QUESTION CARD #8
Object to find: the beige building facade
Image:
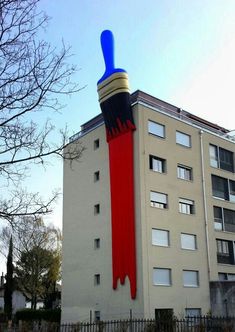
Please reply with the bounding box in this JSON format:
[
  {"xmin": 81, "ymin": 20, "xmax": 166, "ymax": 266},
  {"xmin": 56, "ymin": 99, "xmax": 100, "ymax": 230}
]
[{"xmin": 62, "ymin": 90, "xmax": 235, "ymax": 322}]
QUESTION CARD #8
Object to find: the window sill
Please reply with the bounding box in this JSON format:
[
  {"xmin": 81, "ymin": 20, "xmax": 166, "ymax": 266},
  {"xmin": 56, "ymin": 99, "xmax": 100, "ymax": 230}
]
[
  {"xmin": 148, "ymin": 133, "xmax": 165, "ymax": 140},
  {"xmin": 176, "ymin": 143, "xmax": 191, "ymax": 148},
  {"xmin": 179, "ymin": 212, "xmax": 194, "ymax": 216},
  {"xmin": 177, "ymin": 177, "xmax": 193, "ymax": 182}
]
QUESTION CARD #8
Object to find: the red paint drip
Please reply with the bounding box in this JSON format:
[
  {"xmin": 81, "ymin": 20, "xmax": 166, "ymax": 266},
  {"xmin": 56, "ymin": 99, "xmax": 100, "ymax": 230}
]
[
  {"xmin": 108, "ymin": 127, "xmax": 136, "ymax": 299},
  {"xmin": 106, "ymin": 118, "xmax": 136, "ymax": 142}
]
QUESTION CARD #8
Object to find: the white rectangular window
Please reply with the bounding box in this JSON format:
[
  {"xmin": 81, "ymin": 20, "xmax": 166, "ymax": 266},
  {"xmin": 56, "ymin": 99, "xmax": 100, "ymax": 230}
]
[
  {"xmin": 183, "ymin": 270, "xmax": 199, "ymax": 287},
  {"xmin": 177, "ymin": 164, "xmax": 192, "ymax": 180},
  {"xmin": 153, "ymin": 268, "xmax": 171, "ymax": 286},
  {"xmin": 209, "ymin": 145, "xmax": 219, "ymax": 168},
  {"xmin": 181, "ymin": 233, "xmax": 197, "ymax": 250},
  {"xmin": 150, "ymin": 191, "xmax": 168, "ymax": 209},
  {"xmin": 185, "ymin": 308, "xmax": 201, "ymax": 317},
  {"xmin": 148, "ymin": 120, "xmax": 165, "ymax": 138},
  {"xmin": 176, "ymin": 131, "xmax": 191, "ymax": 147},
  {"xmin": 149, "ymin": 155, "xmax": 166, "ymax": 173},
  {"xmin": 152, "ymin": 229, "xmax": 169, "ymax": 247},
  {"xmin": 179, "ymin": 198, "xmax": 194, "ymax": 214}
]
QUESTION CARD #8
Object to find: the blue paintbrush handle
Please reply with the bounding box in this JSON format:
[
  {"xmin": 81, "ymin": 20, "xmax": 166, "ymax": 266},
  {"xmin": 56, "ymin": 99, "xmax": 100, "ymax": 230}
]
[{"xmin": 98, "ymin": 30, "xmax": 126, "ymax": 84}]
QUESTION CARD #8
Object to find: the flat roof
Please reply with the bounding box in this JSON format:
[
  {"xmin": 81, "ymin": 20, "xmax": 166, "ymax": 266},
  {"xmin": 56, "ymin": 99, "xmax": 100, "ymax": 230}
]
[{"xmin": 69, "ymin": 90, "xmax": 232, "ymax": 143}]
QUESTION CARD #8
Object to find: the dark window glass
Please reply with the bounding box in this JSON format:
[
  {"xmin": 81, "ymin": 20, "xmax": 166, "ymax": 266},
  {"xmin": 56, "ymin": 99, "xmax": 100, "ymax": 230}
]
[
  {"xmin": 211, "ymin": 175, "xmax": 229, "ymax": 200},
  {"xmin": 217, "ymin": 239, "xmax": 234, "ymax": 265},
  {"xmin": 219, "ymin": 147, "xmax": 234, "ymax": 172},
  {"xmin": 224, "ymin": 209, "xmax": 235, "ymax": 232}
]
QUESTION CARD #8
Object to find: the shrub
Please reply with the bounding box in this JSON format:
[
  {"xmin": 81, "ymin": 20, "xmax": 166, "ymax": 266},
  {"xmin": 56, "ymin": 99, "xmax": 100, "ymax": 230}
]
[{"xmin": 15, "ymin": 308, "xmax": 61, "ymax": 322}]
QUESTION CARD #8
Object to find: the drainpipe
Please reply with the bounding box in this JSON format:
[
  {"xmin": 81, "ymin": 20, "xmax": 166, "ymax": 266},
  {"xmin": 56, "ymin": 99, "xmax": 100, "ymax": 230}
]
[{"xmin": 199, "ymin": 130, "xmax": 211, "ymax": 280}]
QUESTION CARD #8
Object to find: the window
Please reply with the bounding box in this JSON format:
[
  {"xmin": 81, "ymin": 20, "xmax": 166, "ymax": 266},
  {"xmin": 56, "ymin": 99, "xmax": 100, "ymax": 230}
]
[
  {"xmin": 185, "ymin": 308, "xmax": 201, "ymax": 317},
  {"xmin": 181, "ymin": 233, "xmax": 197, "ymax": 250},
  {"xmin": 150, "ymin": 191, "xmax": 168, "ymax": 209},
  {"xmin": 209, "ymin": 144, "xmax": 234, "ymax": 172},
  {"xmin": 212, "ymin": 175, "xmax": 235, "ymax": 201},
  {"xmin": 152, "ymin": 229, "xmax": 169, "ymax": 247},
  {"xmin": 177, "ymin": 164, "xmax": 192, "ymax": 180},
  {"xmin": 211, "ymin": 175, "xmax": 229, "ymax": 200},
  {"xmin": 94, "ymin": 311, "xmax": 100, "ymax": 321},
  {"xmin": 149, "ymin": 155, "xmax": 166, "ymax": 173},
  {"xmin": 230, "ymin": 180, "xmax": 235, "ymax": 202},
  {"xmin": 94, "ymin": 171, "xmax": 100, "ymax": 182},
  {"xmin": 210, "ymin": 145, "xmax": 219, "ymax": 168},
  {"xmin": 219, "ymin": 272, "xmax": 235, "ymax": 281},
  {"xmin": 213, "ymin": 206, "xmax": 235, "ymax": 232},
  {"xmin": 176, "ymin": 131, "xmax": 191, "ymax": 147},
  {"xmin": 183, "ymin": 270, "xmax": 199, "ymax": 287},
  {"xmin": 148, "ymin": 120, "xmax": 165, "ymax": 138},
  {"xmin": 179, "ymin": 198, "xmax": 194, "ymax": 214},
  {"xmin": 94, "ymin": 204, "xmax": 100, "ymax": 214},
  {"xmin": 155, "ymin": 309, "xmax": 174, "ymax": 321},
  {"xmin": 94, "ymin": 238, "xmax": 100, "ymax": 249},
  {"xmin": 153, "ymin": 268, "xmax": 171, "ymax": 286},
  {"xmin": 94, "ymin": 274, "xmax": 100, "ymax": 285},
  {"xmin": 94, "ymin": 139, "xmax": 100, "ymax": 150},
  {"xmin": 216, "ymin": 239, "xmax": 234, "ymax": 265}
]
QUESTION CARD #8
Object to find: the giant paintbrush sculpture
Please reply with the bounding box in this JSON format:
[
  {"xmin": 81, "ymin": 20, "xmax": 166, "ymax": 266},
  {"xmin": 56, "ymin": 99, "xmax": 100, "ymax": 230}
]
[{"xmin": 97, "ymin": 30, "xmax": 137, "ymax": 299}]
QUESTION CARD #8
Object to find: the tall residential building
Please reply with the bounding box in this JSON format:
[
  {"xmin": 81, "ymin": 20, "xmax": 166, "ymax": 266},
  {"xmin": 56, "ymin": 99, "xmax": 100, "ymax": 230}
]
[{"xmin": 62, "ymin": 90, "xmax": 235, "ymax": 323}]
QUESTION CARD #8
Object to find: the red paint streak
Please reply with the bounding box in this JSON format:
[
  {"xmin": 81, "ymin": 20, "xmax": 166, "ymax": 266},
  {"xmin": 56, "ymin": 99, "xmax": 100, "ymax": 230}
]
[
  {"xmin": 106, "ymin": 118, "xmax": 136, "ymax": 142},
  {"xmin": 108, "ymin": 127, "xmax": 136, "ymax": 299}
]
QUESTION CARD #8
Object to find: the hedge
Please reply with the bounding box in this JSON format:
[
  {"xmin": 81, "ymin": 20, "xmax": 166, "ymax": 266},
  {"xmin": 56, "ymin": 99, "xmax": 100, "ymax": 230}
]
[{"xmin": 15, "ymin": 308, "xmax": 61, "ymax": 322}]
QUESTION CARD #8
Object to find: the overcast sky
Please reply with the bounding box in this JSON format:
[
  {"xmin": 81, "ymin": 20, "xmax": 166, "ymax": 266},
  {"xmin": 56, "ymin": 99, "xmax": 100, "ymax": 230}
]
[{"xmin": 1, "ymin": 0, "xmax": 235, "ymax": 271}]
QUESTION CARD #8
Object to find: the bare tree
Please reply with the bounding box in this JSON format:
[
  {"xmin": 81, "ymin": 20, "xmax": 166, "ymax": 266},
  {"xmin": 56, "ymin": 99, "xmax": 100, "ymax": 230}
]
[
  {"xmin": 0, "ymin": 0, "xmax": 84, "ymax": 226},
  {"xmin": 0, "ymin": 217, "xmax": 61, "ymax": 260}
]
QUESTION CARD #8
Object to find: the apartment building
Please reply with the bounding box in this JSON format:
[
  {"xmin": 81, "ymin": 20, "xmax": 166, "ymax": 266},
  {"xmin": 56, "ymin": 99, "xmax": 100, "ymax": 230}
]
[{"xmin": 62, "ymin": 90, "xmax": 235, "ymax": 322}]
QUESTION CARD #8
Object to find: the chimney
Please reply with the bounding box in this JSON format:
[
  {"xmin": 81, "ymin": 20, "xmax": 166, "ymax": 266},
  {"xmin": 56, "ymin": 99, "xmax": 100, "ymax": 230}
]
[{"xmin": 0, "ymin": 272, "xmax": 4, "ymax": 286}]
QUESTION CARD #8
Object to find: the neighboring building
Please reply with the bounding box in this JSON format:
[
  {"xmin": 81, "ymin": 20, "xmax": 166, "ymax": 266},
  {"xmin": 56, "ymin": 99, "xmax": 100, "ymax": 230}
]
[
  {"xmin": 62, "ymin": 90, "xmax": 235, "ymax": 322},
  {"xmin": 0, "ymin": 273, "xmax": 26, "ymax": 313}
]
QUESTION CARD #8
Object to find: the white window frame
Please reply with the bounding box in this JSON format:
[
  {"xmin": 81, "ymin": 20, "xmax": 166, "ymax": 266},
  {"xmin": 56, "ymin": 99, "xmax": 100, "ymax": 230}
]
[
  {"xmin": 209, "ymin": 145, "xmax": 219, "ymax": 168},
  {"xmin": 150, "ymin": 191, "xmax": 168, "ymax": 209},
  {"xmin": 177, "ymin": 164, "xmax": 192, "ymax": 181},
  {"xmin": 153, "ymin": 268, "xmax": 171, "ymax": 286},
  {"xmin": 216, "ymin": 239, "xmax": 229, "ymax": 255},
  {"xmin": 176, "ymin": 131, "xmax": 191, "ymax": 147},
  {"xmin": 183, "ymin": 270, "xmax": 199, "ymax": 287},
  {"xmin": 179, "ymin": 198, "xmax": 194, "ymax": 214},
  {"xmin": 181, "ymin": 233, "xmax": 197, "ymax": 250},
  {"xmin": 152, "ymin": 229, "xmax": 169, "ymax": 247},
  {"xmin": 148, "ymin": 120, "xmax": 165, "ymax": 138}
]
